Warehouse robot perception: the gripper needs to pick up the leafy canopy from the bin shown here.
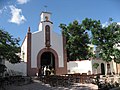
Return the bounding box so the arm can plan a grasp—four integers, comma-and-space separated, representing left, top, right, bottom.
0, 29, 21, 63
60, 18, 120, 63
82, 18, 120, 63
60, 20, 93, 61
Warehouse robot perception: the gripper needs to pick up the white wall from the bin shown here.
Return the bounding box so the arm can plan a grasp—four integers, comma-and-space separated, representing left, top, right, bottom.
51, 32, 64, 67
21, 36, 27, 62
5, 61, 27, 76
31, 31, 45, 68
67, 60, 92, 74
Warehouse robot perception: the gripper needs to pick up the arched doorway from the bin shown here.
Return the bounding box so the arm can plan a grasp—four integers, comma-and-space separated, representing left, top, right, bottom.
41, 52, 55, 68
41, 52, 55, 75
101, 63, 105, 75
37, 48, 59, 75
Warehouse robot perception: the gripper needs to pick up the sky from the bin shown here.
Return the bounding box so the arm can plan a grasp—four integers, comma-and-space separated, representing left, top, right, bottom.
0, 0, 120, 45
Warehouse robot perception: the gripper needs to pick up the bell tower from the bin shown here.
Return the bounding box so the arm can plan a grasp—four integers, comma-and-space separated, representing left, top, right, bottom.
41, 12, 51, 22
38, 12, 53, 31
38, 12, 53, 47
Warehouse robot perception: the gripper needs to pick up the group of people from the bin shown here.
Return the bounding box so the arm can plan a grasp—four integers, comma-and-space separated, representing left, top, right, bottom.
37, 65, 54, 76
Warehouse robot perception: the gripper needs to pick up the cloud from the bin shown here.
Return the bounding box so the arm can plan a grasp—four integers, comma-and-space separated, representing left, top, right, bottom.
9, 5, 26, 25
17, 0, 29, 4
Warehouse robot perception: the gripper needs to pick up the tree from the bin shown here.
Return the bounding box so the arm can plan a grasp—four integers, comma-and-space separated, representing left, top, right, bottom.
82, 18, 120, 63
60, 20, 93, 61
0, 29, 21, 64
60, 18, 120, 64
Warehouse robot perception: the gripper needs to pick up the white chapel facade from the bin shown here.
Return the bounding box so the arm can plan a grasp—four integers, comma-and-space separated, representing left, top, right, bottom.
21, 11, 67, 76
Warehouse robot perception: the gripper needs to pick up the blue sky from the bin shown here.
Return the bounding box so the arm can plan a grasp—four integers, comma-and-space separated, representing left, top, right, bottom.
0, 0, 120, 45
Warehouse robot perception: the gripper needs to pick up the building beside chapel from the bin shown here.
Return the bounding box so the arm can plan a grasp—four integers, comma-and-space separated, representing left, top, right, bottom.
21, 11, 67, 76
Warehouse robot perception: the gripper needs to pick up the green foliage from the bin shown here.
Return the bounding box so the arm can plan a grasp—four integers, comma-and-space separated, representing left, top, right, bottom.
0, 29, 21, 63
93, 63, 99, 69
60, 18, 120, 63
60, 20, 93, 61
82, 18, 120, 63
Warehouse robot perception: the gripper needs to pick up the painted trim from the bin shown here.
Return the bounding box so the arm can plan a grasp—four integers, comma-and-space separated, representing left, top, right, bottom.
62, 31, 67, 74
40, 11, 52, 15
26, 27, 32, 76
41, 21, 53, 24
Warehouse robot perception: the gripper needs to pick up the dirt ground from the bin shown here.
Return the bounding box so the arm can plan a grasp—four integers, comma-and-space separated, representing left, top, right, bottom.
4, 79, 98, 90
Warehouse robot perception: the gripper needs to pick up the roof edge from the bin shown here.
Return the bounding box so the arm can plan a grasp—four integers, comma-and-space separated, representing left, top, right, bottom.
40, 11, 52, 15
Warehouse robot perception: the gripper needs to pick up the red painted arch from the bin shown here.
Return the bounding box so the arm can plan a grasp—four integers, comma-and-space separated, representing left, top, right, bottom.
37, 48, 59, 74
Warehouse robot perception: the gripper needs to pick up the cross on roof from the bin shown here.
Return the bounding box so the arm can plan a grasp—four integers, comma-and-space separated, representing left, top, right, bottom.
44, 5, 48, 12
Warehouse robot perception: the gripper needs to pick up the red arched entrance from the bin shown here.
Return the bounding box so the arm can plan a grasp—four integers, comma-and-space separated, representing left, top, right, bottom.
37, 48, 59, 75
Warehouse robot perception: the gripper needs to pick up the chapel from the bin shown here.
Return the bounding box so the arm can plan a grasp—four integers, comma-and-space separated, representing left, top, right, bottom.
21, 11, 67, 76
20, 11, 120, 76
